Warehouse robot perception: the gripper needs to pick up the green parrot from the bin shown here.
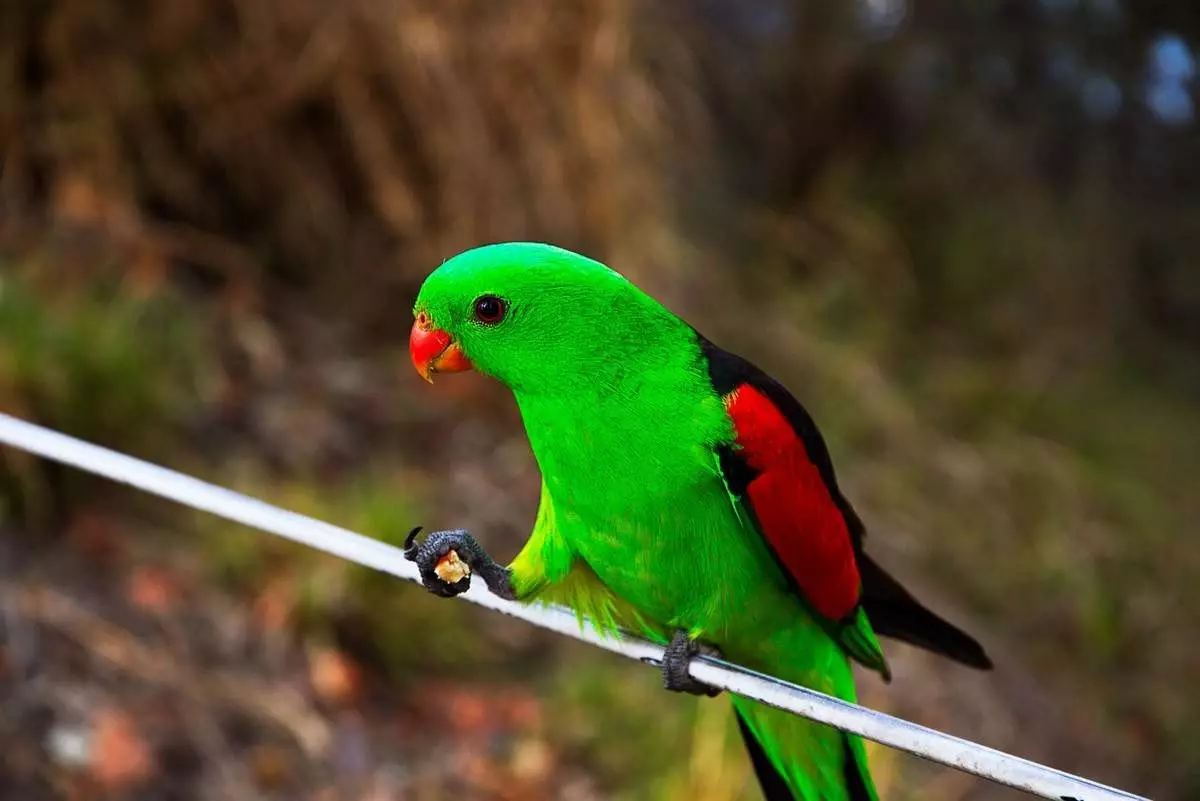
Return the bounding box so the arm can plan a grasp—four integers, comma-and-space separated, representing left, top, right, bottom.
405, 242, 991, 801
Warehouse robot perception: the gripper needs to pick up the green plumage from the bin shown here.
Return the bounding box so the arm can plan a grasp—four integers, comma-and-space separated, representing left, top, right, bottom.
415, 242, 878, 801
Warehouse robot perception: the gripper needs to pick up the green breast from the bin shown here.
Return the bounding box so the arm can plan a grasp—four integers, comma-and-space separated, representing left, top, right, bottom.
512, 340, 791, 636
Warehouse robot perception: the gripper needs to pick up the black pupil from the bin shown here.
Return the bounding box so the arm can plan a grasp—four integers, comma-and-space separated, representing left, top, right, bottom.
475, 296, 503, 322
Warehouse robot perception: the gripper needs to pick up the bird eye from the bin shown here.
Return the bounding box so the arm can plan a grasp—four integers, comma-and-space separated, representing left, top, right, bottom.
472, 295, 507, 324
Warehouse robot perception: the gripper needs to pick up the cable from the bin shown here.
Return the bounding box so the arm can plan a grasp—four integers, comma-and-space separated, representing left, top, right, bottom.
0, 412, 1148, 801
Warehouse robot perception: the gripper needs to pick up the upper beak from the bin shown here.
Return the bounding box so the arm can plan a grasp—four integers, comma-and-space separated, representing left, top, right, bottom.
410, 313, 472, 383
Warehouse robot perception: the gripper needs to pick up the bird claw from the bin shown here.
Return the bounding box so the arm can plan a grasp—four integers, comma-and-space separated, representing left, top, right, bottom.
662, 629, 723, 697
403, 526, 515, 600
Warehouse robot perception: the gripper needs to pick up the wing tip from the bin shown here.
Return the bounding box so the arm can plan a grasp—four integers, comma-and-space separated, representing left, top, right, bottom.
860, 553, 995, 672
955, 639, 995, 671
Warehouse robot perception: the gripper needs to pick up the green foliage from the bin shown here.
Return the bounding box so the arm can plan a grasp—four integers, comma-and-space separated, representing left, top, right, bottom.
0, 264, 208, 525
191, 465, 516, 678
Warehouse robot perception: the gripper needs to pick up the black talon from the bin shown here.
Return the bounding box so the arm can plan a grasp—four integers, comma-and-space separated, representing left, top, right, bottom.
403, 526, 423, 556
662, 629, 723, 697
403, 527, 516, 600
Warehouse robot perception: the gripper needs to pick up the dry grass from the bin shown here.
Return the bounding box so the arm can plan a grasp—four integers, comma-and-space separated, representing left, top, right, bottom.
1, 0, 707, 307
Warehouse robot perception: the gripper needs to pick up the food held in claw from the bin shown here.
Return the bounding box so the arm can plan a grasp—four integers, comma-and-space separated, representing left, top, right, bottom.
434, 549, 471, 584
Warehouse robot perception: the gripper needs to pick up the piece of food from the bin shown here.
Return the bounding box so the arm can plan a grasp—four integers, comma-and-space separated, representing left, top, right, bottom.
434, 549, 471, 584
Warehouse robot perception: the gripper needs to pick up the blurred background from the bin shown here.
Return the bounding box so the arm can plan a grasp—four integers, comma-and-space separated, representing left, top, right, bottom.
0, 1, 1197, 799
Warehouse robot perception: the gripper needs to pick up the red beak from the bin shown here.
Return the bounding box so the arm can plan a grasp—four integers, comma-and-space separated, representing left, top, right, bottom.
410, 311, 472, 383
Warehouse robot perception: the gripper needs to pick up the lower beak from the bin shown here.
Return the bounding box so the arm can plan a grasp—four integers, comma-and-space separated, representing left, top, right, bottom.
410, 320, 472, 383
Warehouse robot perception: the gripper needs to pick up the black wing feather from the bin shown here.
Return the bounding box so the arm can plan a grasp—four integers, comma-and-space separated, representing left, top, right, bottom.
859, 553, 994, 670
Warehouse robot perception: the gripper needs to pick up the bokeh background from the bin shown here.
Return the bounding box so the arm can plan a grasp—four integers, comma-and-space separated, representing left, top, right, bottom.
1, 1, 1197, 799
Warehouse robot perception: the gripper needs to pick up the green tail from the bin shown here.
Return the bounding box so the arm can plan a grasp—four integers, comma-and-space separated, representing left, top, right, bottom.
732, 697, 878, 801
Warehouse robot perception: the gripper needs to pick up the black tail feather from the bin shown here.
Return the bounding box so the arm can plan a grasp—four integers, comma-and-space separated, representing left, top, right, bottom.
735, 710, 874, 801
842, 738, 875, 801
735, 710, 795, 801
860, 553, 993, 671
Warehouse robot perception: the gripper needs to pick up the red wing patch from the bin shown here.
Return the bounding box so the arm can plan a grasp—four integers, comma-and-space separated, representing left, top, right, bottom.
724, 385, 861, 621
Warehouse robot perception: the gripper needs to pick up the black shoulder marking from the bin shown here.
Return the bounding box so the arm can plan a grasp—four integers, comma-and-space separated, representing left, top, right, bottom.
700, 332, 753, 396
716, 442, 757, 498
735, 710, 796, 801
696, 331, 866, 549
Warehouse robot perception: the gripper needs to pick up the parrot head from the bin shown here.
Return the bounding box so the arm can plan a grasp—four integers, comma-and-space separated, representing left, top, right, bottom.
410, 242, 670, 394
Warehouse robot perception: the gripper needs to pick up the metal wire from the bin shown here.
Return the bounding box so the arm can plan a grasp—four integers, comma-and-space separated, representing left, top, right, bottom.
0, 412, 1150, 801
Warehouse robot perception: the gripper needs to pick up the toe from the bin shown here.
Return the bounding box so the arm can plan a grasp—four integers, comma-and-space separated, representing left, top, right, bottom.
410, 531, 474, 597
661, 630, 722, 697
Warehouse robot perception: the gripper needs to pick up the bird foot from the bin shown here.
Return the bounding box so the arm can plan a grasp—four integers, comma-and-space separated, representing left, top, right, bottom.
662, 629, 723, 697
403, 527, 515, 600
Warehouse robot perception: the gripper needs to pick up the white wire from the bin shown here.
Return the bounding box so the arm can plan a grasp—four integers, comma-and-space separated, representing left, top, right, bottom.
0, 412, 1149, 801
